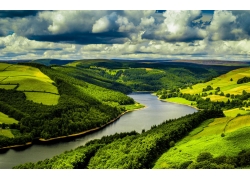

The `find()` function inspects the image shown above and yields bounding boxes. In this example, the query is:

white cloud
[92,12,118,33]
[142,10,206,42]
[39,10,109,34]
[2,10,250,61]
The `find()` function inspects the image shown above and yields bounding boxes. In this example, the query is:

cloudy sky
[0,1,250,61]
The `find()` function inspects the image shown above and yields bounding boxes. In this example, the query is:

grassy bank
[153,114,250,168]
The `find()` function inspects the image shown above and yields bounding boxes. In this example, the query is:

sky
[1,1,250,61]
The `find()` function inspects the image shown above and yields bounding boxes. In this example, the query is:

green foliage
[87,110,224,169]
[0,63,136,147]
[13,131,138,169]
[180,150,250,169]
[65,60,232,92]
[202,85,213,92]
[237,76,250,84]
[197,152,213,162]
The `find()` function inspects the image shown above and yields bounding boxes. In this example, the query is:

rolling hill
[153,114,250,169]
[0,63,59,105]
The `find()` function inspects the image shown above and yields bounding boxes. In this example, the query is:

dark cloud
[134,51,155,54]
[27,31,129,44]
[33,48,63,51]
[0,10,42,18]
[0,52,27,57]
[0,45,6,49]
[201,10,214,14]
[142,31,204,42]
[155,10,166,13]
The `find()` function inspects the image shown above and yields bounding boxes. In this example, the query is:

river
[0,92,197,169]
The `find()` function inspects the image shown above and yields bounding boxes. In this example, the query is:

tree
[220,92,224,96]
[197,152,213,162]
[2,123,6,129]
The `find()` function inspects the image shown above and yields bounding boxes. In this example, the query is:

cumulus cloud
[2,10,250,60]
[92,12,118,33]
[0,33,80,60]
[142,10,206,42]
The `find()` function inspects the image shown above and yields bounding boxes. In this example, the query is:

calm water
[0,92,197,169]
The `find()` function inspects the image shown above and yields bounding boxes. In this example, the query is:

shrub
[197,152,213,162]
[179,161,193,169]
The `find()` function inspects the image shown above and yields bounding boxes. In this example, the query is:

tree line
[14,109,224,169]
[0,63,135,148]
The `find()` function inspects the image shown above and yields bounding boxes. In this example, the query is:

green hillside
[0,62,139,148]
[154,114,250,169]
[182,67,250,96]
[0,63,59,105]
[66,59,240,92]
[14,110,224,169]
[156,67,250,117]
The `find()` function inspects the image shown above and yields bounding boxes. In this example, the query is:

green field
[153,114,250,169]
[121,103,145,111]
[204,95,230,102]
[223,108,250,117]
[182,67,250,96]
[162,97,197,106]
[0,63,59,105]
[0,84,17,90]
[0,63,12,71]
[0,112,18,124]
[25,92,60,105]
[0,129,14,138]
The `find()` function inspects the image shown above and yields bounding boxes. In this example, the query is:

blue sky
[0,1,249,61]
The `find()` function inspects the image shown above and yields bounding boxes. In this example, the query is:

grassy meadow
[182,67,250,95]
[121,102,145,111]
[0,112,18,124]
[25,92,60,105]
[223,108,250,117]
[0,63,59,105]
[162,97,197,106]
[0,129,14,138]
[153,114,250,169]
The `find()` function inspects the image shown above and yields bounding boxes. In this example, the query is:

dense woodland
[175,150,250,169]
[72,60,241,91]
[14,109,224,169]
[0,63,135,148]
[1,59,248,169]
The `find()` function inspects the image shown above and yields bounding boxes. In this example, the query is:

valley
[1,59,250,169]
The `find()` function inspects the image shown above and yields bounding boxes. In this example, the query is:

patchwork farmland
[0,63,59,105]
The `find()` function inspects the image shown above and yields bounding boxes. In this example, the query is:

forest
[69,59,241,91]
[13,109,224,169]
[0,62,135,148]
[1,59,250,169]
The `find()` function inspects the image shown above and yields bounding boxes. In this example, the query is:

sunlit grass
[163,97,196,106]
[153,115,250,169]
[0,129,14,138]
[25,92,60,105]
[225,115,250,133]
[0,85,17,90]
[0,63,12,71]
[223,108,250,117]
[181,67,250,96]
[205,95,230,102]
[0,112,18,124]
[0,63,60,105]
[121,103,145,111]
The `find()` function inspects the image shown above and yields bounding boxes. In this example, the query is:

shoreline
[162,99,200,110]
[152,93,200,110]
[0,104,146,150]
